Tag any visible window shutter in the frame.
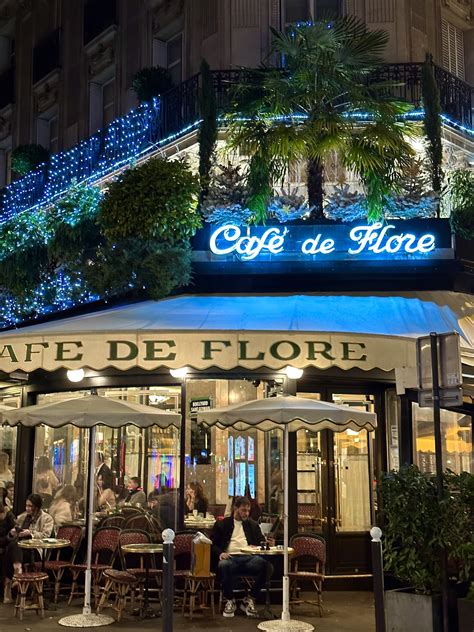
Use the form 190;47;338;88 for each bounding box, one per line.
153;38;167;68
441;18;465;80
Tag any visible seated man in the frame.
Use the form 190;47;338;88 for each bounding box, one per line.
119;477;146;507
211;495;273;618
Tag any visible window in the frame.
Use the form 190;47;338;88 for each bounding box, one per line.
33;30;60;84
284;0;342;23
36;113;58;153
89;77;115;133
441;18;465;79
84;0;117;45
0;147;12;187
0;389;21;506
284;0;310;23
153;33;183;86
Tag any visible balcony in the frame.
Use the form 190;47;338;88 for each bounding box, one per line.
0;63;471;224
0;67;14;110
84;0;117;45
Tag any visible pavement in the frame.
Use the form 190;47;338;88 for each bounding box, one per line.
0;591;375;632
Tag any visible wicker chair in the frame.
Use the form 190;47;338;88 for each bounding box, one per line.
288;533;326;617
119;528;162;610
68;526;121;607
44;525;83;603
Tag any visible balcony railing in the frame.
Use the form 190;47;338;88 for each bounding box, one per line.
0;63;471;224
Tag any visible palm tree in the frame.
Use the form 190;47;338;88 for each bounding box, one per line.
227;17;417;222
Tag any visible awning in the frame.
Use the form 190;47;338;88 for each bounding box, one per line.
0;291;472;374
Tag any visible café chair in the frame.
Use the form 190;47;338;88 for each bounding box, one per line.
13;571;49;620
119;529;162;611
96;569;138;621
45;524;83;603
68;526;120;607
288;533;326;617
182;571;219;620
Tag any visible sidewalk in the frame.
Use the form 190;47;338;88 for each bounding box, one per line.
0;591;375;632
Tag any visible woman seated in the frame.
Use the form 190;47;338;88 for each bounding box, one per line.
0;501;16;603
185;481;208;516
49;485;78;526
2;482;14;511
3;494;54;602
96;472;116;511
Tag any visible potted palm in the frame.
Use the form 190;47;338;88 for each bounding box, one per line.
379;466;473;632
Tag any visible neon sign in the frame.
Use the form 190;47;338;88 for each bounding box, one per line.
209;223;437;259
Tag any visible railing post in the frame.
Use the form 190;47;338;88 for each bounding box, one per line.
162;528;175;632
371;526;386;632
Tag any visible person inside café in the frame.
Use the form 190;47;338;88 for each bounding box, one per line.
0;500;16;603
211;495;273;618
185;481;208;516
119;476;146;507
35;456;60;497
2;482;14;511
49;485;78;526
0;452;13;490
96;471;116;511
3;493;54;601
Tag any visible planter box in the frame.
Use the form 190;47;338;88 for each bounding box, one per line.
385;589;442;632
458;598;474;632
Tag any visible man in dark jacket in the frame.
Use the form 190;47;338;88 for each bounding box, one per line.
211;495;273;618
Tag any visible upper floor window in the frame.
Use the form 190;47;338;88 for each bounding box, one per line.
33;30;60;84
0;67;14;110
36;111;59;154
441;19;465;80
84;0;117;45
0;147;12;188
89;76;115;133
284;0;342;23
0;36;14;75
153;33;183;86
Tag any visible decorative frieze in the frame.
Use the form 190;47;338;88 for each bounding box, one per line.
443;0;472;23
88;41;115;78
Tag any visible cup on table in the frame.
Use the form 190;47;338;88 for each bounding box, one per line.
206;512;213;520
193;509;198;517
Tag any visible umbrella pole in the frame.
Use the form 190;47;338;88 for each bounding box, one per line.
282;424;290;622
83;425;96;615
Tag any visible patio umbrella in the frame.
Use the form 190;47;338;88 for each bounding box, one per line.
2;392;181;628
198;395;376;632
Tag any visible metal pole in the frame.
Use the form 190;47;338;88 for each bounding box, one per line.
83;424;96;615
162;529;175;632
430;333;449;632
178;378;187;530
370;527;386;632
281;424;290;622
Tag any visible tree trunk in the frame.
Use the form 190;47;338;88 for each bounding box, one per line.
307;158;324;220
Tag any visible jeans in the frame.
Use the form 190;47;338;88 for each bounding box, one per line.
218;555;271;601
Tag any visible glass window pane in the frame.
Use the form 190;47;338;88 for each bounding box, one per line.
412;402;472;474
0;388;20;509
285;0;309;22
167;34;182;65
386;390;400;471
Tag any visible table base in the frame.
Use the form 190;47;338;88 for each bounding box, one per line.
258;619;314;631
58;613;114;627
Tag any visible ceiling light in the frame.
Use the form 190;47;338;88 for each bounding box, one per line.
67;368;85;383
169;367;188;379
285;366;304;380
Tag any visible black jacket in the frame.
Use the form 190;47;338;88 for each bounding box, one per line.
211;516;264;565
0;511;16;548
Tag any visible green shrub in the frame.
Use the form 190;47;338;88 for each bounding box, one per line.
11;144;50;176
132;66;173;102
99;157;201;242
448;169;474;239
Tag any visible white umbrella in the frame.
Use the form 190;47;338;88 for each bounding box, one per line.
2;392;181;628
198;395;376;632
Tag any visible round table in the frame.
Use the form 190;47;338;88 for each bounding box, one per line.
120;543;163;618
183;518;216;531
240;546;295;620
18;538;71;572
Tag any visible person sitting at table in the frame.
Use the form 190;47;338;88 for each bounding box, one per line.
2;482;14;511
96;472;116;511
3;493;54;600
0;500;16;603
35;456;60;497
49;485;78;526
185;481;208;516
211;495;273;618
119;476;146;507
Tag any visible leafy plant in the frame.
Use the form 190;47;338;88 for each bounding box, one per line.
132;66;173;103
202;163;248;210
447;169;474;239
11;143;50;176
379;466;473;595
99;157;201;242
422;54;443;199
228;17;417;222
198;59;218;202
84;239;192;299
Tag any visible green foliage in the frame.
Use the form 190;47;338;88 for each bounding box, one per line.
0;244;49;296
198;59;218;201
0;208;51;256
132;66;173;102
11;143;50;176
379;466;473;595
99;157;201;242
422;54;443;197
228;17;416;222
84;239;192;299
447;169;474;239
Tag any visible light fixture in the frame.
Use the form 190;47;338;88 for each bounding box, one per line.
285;366;304;380
169;367;188;379
67;368;85;383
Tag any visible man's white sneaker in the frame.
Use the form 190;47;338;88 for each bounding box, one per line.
223;599;237;617
241;596;258;617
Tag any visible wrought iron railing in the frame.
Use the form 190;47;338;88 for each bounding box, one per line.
0;63;471;224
